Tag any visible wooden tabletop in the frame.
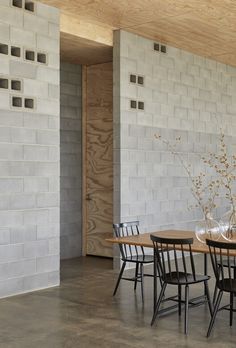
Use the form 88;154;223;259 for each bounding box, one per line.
106;229;236;255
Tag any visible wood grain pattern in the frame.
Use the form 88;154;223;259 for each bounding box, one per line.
41;0;236;66
85;62;113;257
106;230;236;256
60;32;112;66
82;66;87;256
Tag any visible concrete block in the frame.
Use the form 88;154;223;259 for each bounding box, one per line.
23;209;49;225
0;277;24;299
36;2;60;24
0;178;23;194
23;177;49;193
0;55;10;74
24;12;49;35
24;79;49;99
11;128;36;144
0;244;24;262
0;93;10;109
36;255;59;273
23;113;49;129
0;143;23;160
0;228;10;245
48;237;60;255
10;27;36;47
0;22;10;42
37;224;59;239
37;34;59;54
10;225;37;243
47;52;60;69
37;192;59;208
49;84;59;99
24;239;49;258
36;130;59;145
10;193;36;209
23;273;49;292
24;145;48;161
0;6;23;27
48;116;59;130
10;61;37;79
37;98;59;116
48;23;60;39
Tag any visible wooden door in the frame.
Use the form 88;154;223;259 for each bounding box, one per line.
83;62;113;258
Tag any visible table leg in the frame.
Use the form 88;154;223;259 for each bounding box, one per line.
204;253;208;296
153;248;157;313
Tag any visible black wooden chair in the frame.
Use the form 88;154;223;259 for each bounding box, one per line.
206;239;236;337
113;221;154;301
150;235;213;334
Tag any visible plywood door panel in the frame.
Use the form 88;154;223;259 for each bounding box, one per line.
85;62;113;257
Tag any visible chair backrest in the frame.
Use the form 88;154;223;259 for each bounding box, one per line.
150;234;196;282
113;221;145;260
206;239;236;291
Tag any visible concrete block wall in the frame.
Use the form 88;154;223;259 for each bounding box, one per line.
113;30;236;238
0;0;60;298
60;62;82;259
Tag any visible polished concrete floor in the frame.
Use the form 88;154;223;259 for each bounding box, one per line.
0;255;235;348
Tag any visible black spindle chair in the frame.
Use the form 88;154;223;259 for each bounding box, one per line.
206;239;236;338
113;221;154;301
151;235;213;334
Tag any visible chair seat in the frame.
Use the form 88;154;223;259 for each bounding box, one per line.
164;272;210;285
122;254;153;263
218;279;236;292
218;260;236;268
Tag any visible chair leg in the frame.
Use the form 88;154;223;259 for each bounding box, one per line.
156;262;163;288
204;280;213;316
134;263;139;291
230;292;233;326
113;261;126;296
140;263;144;302
212;283;218;304
178;285;182;316
184;285;189;335
207;290;223;338
151;283;167;326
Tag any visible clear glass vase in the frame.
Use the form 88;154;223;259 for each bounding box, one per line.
195;213;221;244
220;208;236;242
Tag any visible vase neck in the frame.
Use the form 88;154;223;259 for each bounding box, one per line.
205;212;213;220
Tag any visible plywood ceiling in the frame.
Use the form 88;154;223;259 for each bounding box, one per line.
60;33;112;65
41;0;236;66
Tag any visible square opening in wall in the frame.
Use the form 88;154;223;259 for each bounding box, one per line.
12;96;22;108
161;45;167;53
25;50;35;61
0;78;8;89
37;53;47;64
25;1;35;12
138;101;144;110
0;44;8;55
11;46;21;57
130;74;136;83
138;76;144;85
11;80;21;91
154;43;160;51
12;0;23;8
130;100;137;109
25;98;34;109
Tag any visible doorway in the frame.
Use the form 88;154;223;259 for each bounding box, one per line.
82;62;113;258
60;32;113;260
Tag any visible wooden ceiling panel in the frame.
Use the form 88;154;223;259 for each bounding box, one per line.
60;33;112;65
40;0;236;66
